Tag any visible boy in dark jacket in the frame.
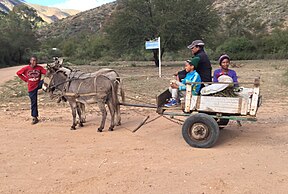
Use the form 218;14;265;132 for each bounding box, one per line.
177;40;212;86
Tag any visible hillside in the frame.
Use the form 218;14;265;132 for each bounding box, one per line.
27;3;79;23
36;0;288;40
214;0;288;29
0;0;22;12
36;2;117;40
0;0;80;23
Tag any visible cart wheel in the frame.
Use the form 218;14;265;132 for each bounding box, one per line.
182;113;220;148
216;118;229;130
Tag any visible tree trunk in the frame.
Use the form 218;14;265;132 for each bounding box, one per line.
152;48;165;67
152;49;159;67
161;48;165;59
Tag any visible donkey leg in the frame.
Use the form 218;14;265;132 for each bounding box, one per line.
97;102;107;132
76;103;84;127
79;103;86;123
114;85;121;126
115;102;121;126
107;100;115;131
69;102;77;130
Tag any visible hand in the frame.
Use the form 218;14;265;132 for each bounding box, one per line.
171;83;178;89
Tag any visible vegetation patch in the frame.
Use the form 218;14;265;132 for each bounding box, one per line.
0;77;27;100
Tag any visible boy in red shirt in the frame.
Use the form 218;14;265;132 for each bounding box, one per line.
16;56;47;124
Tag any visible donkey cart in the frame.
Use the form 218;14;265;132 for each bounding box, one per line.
140;78;262;148
44;60;261;148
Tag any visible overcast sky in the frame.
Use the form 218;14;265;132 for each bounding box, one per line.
24;0;115;11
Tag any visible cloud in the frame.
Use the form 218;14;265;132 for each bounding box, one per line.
51;0;115;11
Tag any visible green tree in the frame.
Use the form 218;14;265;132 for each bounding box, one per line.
215;37;257;60
0;10;38;67
257;29;288;59
105;0;219;66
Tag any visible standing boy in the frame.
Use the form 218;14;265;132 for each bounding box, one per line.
16;56;46;124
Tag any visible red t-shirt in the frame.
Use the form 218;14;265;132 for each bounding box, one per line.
16;65;47;92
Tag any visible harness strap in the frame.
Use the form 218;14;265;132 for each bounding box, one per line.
64;92;98;97
77;82;84;94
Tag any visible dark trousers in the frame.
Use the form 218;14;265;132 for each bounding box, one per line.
28;80;44;117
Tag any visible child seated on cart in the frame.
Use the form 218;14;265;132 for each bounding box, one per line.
165;57;201;107
213;54;238;87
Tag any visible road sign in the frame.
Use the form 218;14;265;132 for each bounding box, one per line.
145;39;160;50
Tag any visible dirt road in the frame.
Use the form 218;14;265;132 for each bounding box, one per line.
0;61;288;194
0;65;26;85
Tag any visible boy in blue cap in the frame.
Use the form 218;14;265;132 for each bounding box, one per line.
165;57;202;107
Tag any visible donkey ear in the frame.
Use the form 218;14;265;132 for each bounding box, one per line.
58;58;64;65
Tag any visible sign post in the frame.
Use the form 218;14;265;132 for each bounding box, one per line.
145;37;162;77
158;37;161;78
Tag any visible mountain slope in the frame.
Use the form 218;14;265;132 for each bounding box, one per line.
27;3;79;23
214;0;288;29
37;2;117;40
36;0;288;40
0;0;22;12
0;0;80;23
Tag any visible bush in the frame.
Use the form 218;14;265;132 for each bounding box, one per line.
214;37;257;60
36;28;288;64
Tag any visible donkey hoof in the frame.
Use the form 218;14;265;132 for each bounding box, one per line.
108;127;114;131
79;123;84;127
116;122;121;126
70;126;76;130
97;128;103;132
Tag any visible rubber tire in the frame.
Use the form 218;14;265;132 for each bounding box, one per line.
217;118;229;129
182;113;220;148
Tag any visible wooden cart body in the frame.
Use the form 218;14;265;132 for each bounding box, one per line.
155;79;261;148
157;79;261;118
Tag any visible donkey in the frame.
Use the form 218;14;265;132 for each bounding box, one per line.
43;64;123;132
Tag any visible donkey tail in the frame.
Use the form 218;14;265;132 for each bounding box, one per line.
110;79;118;107
116;77;125;103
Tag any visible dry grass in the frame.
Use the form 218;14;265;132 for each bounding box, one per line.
0;77;27;99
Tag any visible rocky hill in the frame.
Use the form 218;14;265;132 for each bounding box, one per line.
0;0;79;23
27;4;79;23
36;2;117;40
36;0;288;40
0;0;21;12
214;0;288;29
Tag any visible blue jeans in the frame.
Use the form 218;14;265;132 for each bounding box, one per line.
28;80;44;117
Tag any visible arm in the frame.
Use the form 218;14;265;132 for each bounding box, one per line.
179;84;186;91
179;75;188;91
213;69;219;82
179;72;200;91
231;70;239;87
16;66;28;82
40;66;47;75
192;73;201;94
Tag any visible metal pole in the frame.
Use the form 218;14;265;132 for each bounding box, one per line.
119;102;157;109
158;37;162;78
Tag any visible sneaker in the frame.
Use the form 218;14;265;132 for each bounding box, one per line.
32;117;39;125
164;99;177;107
